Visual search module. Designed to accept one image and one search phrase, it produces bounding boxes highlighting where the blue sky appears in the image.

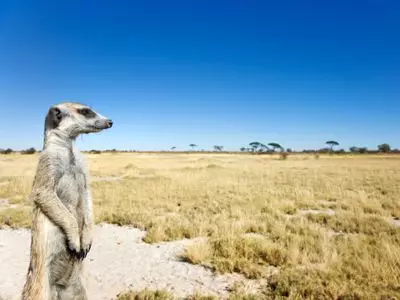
[0,0,399,151]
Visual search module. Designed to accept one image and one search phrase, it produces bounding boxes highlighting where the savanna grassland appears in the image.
[0,153,399,299]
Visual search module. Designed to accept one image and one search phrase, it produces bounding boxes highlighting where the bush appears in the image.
[0,148,13,154]
[280,152,289,160]
[117,289,174,300]
[89,150,102,154]
[378,143,391,153]
[21,147,36,155]
[318,148,330,154]
[358,147,367,154]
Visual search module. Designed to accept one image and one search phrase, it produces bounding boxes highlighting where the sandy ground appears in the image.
[0,224,245,300]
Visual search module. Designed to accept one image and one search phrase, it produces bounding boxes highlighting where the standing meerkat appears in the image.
[22,102,113,300]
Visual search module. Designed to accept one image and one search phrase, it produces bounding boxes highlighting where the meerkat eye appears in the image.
[78,108,96,118]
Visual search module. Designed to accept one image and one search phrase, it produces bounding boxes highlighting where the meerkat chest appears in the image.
[55,150,88,208]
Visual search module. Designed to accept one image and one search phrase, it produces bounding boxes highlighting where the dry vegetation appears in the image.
[116,288,257,300]
[0,153,399,299]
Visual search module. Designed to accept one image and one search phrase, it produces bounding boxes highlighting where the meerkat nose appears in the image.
[106,120,113,128]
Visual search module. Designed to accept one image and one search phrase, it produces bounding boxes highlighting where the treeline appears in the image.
[239,141,397,154]
[0,147,37,155]
[0,143,398,155]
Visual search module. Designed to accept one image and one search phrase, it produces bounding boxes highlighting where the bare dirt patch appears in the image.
[391,217,400,228]
[0,224,256,300]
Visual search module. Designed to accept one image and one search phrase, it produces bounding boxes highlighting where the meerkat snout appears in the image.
[95,118,113,130]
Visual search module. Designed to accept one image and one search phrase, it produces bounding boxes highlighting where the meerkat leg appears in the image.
[80,188,93,257]
[57,284,87,300]
[57,267,87,300]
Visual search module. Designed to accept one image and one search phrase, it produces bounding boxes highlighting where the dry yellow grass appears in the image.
[117,289,174,300]
[1,153,399,299]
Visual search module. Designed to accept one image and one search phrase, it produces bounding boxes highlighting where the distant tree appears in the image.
[358,147,367,154]
[21,147,36,155]
[268,143,283,152]
[318,147,331,154]
[350,146,368,154]
[89,149,101,154]
[0,148,13,154]
[378,143,391,153]
[259,143,269,152]
[249,142,261,152]
[302,149,316,153]
[286,148,293,153]
[171,146,176,151]
[189,144,198,151]
[338,149,346,154]
[240,147,246,152]
[213,145,224,152]
[349,146,358,153]
[326,141,339,153]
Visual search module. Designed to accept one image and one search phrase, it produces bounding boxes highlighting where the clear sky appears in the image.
[0,0,399,151]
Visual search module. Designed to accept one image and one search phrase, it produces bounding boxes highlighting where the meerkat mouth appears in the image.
[82,125,103,133]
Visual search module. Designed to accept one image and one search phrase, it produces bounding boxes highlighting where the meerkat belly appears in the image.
[56,174,81,207]
[56,171,86,223]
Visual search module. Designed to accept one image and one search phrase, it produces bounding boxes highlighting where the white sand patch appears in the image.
[0,224,253,299]
[391,217,400,228]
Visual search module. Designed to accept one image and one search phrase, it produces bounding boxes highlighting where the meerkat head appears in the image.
[45,102,113,138]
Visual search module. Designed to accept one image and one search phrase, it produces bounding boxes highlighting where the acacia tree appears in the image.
[259,143,269,152]
[171,146,176,151]
[240,147,246,152]
[249,142,271,153]
[326,140,339,152]
[268,142,283,152]
[249,142,261,152]
[213,145,224,152]
[189,144,198,151]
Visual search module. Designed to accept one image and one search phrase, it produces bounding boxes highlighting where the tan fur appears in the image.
[22,102,112,300]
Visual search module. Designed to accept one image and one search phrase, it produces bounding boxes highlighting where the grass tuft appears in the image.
[117,289,174,300]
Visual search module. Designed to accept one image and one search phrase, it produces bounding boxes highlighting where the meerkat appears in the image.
[22,102,113,300]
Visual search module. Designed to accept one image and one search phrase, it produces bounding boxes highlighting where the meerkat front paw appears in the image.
[66,232,82,259]
[80,227,93,260]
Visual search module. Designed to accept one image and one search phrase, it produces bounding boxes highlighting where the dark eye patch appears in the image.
[78,108,96,118]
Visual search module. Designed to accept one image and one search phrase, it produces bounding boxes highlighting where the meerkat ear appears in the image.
[45,107,63,131]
